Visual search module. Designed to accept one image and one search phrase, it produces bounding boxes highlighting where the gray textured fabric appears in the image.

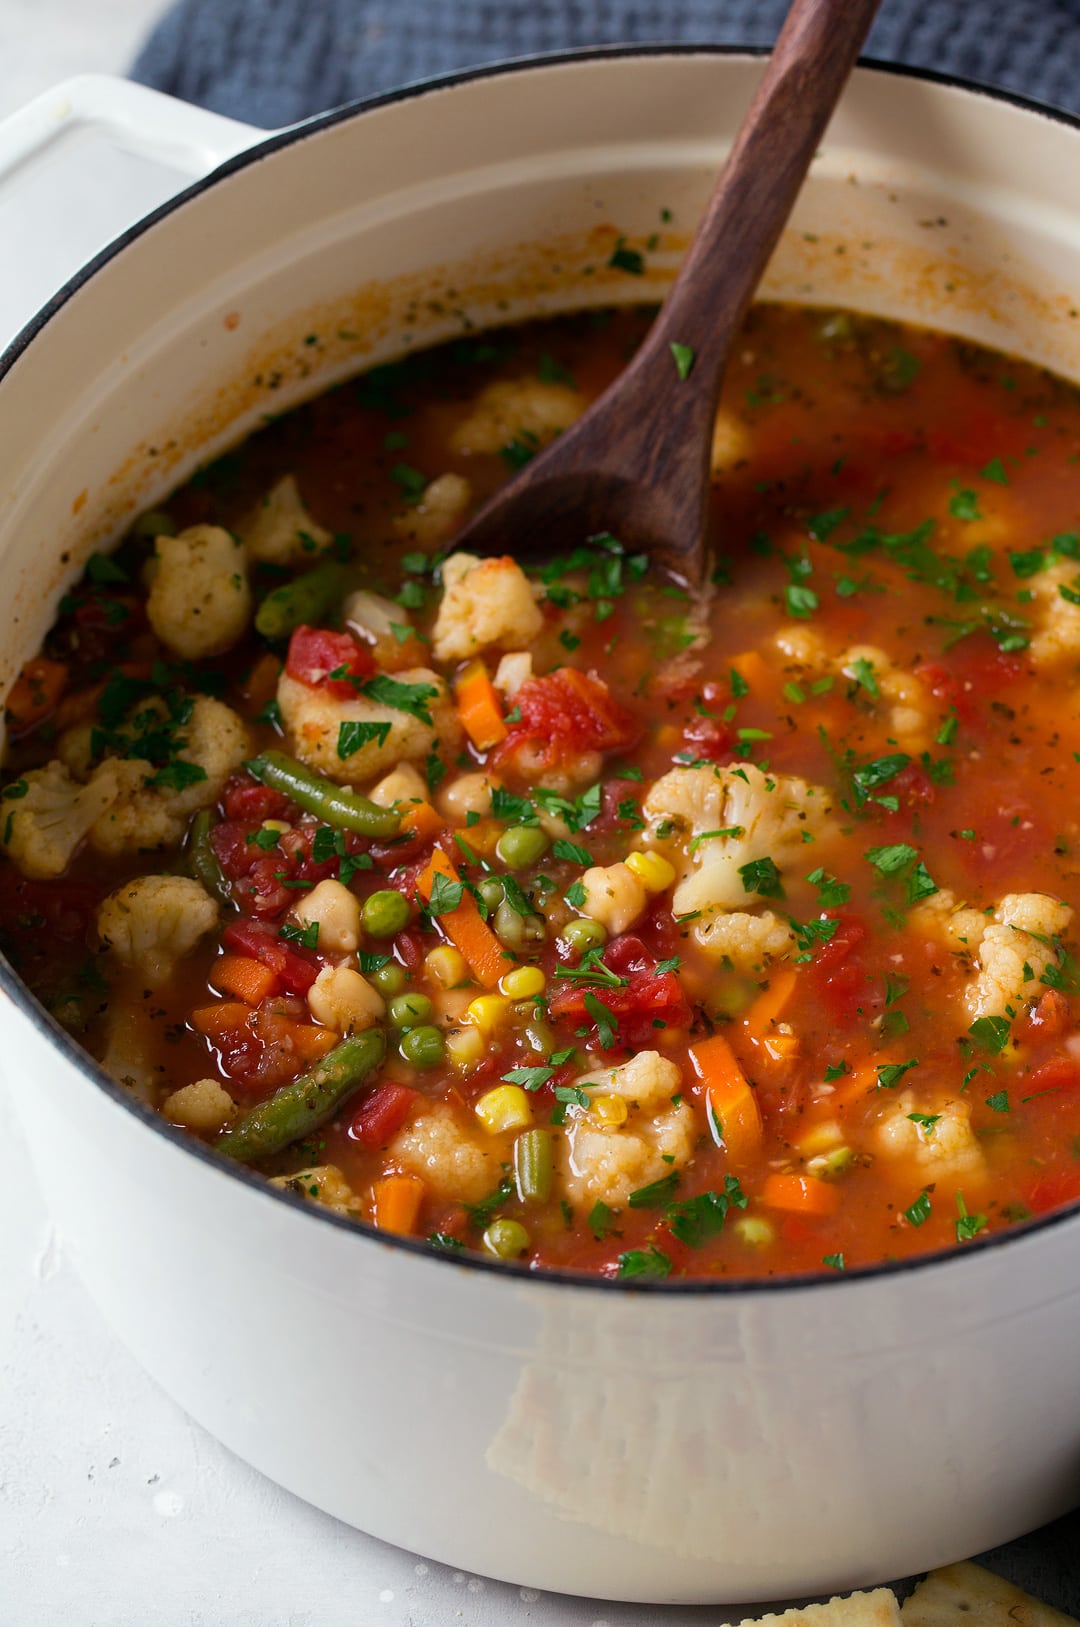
[131,0,1080,129]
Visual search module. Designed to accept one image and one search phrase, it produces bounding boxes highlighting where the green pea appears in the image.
[362,888,410,937]
[559,916,606,954]
[400,1024,446,1068]
[482,1218,530,1259]
[370,961,406,997]
[132,507,175,539]
[493,900,547,951]
[389,992,433,1031]
[495,825,550,870]
[476,877,506,913]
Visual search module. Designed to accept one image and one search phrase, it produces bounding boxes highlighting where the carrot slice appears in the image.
[729,649,770,693]
[455,659,507,752]
[741,966,797,1045]
[372,1174,426,1236]
[212,954,280,1006]
[399,798,445,846]
[761,1172,842,1217]
[5,657,68,736]
[417,849,505,988]
[687,1032,764,1168]
[191,1001,254,1044]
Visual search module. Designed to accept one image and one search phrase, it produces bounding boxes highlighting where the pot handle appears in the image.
[0,74,260,352]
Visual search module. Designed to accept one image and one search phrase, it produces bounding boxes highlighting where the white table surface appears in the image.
[2,8,1079,1624]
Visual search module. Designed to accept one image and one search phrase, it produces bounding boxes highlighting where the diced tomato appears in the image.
[0,876,100,945]
[1015,988,1071,1044]
[1023,1168,1080,1217]
[211,816,348,918]
[222,773,291,823]
[221,917,321,994]
[805,913,871,1025]
[348,1083,419,1149]
[393,927,427,975]
[677,680,736,762]
[1015,1056,1080,1134]
[286,625,375,697]
[200,997,336,1095]
[550,965,691,1050]
[494,668,639,773]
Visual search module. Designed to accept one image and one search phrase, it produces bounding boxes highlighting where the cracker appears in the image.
[901,1562,1079,1626]
[735,1588,903,1626]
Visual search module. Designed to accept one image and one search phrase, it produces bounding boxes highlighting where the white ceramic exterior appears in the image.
[2,56,1080,1605]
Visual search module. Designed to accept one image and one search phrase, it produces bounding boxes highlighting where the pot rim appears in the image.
[4,43,1080,1296]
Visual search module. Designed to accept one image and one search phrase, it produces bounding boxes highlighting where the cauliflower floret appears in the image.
[911,888,1073,1019]
[162,1077,236,1134]
[837,644,931,748]
[431,551,543,663]
[90,696,250,855]
[99,1005,164,1103]
[147,524,252,659]
[493,651,532,699]
[710,408,750,475]
[389,1101,502,1202]
[0,758,123,879]
[968,892,1073,1019]
[875,1090,986,1183]
[449,378,582,456]
[645,763,835,915]
[239,474,332,565]
[695,909,797,971]
[270,1164,360,1216]
[561,1051,694,1210]
[579,861,648,936]
[393,472,472,547]
[98,875,219,986]
[277,667,460,785]
[1028,561,1080,669]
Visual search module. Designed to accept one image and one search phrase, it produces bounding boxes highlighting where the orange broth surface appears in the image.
[5,302,1080,1279]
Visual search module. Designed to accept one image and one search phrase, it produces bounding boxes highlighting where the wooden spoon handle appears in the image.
[644,0,882,388]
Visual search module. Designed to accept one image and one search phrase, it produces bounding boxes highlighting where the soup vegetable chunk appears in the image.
[6,304,1080,1278]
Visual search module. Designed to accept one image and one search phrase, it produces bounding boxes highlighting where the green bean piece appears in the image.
[254,560,348,640]
[362,888,411,938]
[245,750,400,839]
[388,991,432,1030]
[399,1024,445,1068]
[495,825,550,870]
[559,916,606,955]
[370,961,406,998]
[514,1128,553,1205]
[216,1029,386,1164]
[187,810,232,906]
[482,1218,530,1259]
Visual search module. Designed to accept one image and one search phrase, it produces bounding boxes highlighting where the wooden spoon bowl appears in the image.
[452,0,881,587]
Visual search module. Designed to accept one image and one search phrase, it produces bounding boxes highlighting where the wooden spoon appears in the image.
[451,0,881,587]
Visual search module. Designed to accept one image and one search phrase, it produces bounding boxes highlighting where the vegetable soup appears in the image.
[5,302,1080,1279]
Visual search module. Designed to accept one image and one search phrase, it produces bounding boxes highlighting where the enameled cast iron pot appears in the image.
[2,53,1080,1607]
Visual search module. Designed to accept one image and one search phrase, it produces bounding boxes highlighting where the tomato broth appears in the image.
[4,302,1080,1279]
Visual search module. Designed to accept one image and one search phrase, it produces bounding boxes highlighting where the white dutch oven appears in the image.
[2,54,1080,1607]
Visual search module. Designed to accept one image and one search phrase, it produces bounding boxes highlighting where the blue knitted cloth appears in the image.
[131,0,1080,129]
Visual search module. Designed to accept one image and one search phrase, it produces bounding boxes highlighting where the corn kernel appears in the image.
[464,994,511,1037]
[625,850,676,893]
[261,819,291,834]
[445,1027,485,1069]
[500,966,546,999]
[589,1094,628,1128]
[425,945,468,988]
[475,1084,532,1134]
